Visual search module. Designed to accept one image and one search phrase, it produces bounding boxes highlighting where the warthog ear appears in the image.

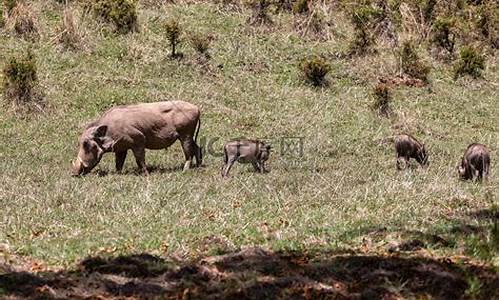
[91,125,108,138]
[91,125,114,151]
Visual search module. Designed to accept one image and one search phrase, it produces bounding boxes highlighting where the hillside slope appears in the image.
[0,1,498,297]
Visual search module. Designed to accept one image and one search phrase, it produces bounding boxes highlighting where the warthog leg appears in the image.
[181,137,201,172]
[222,156,238,178]
[115,151,127,173]
[396,156,404,170]
[132,146,148,175]
[252,161,266,173]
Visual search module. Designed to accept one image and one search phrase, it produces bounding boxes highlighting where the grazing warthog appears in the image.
[221,139,271,177]
[395,134,428,170]
[458,143,490,181]
[71,101,202,176]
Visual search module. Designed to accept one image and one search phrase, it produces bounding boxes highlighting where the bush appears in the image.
[248,0,272,26]
[477,1,499,48]
[454,46,485,79]
[189,32,211,57]
[5,2,38,40]
[349,5,383,55]
[2,50,38,106]
[372,82,391,116]
[292,0,309,14]
[87,0,138,34]
[299,55,331,86]
[165,19,181,58]
[294,7,328,40]
[399,41,430,82]
[420,0,437,24]
[309,11,326,35]
[274,0,293,12]
[431,17,455,54]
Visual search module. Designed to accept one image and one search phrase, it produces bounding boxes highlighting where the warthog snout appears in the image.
[71,157,89,177]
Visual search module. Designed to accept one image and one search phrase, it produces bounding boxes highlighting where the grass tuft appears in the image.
[5,1,38,40]
[58,7,81,51]
[476,0,499,49]
[165,18,182,58]
[292,0,309,15]
[86,0,138,34]
[372,82,391,117]
[189,32,212,58]
[299,54,331,87]
[248,0,273,26]
[454,46,485,79]
[431,17,455,55]
[399,41,430,83]
[349,5,383,56]
[2,49,41,110]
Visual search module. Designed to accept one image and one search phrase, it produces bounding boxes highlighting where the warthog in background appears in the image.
[71,101,202,176]
[221,139,271,177]
[458,143,490,181]
[395,134,428,170]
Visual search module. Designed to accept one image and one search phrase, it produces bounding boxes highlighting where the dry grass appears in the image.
[4,2,39,40]
[57,7,82,51]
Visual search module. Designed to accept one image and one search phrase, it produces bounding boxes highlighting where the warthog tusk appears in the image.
[76,156,88,168]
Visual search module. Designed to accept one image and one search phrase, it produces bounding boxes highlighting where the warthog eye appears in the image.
[83,140,91,151]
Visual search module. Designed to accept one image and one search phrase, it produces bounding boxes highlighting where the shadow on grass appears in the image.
[340,206,499,249]
[0,247,497,299]
[93,164,201,177]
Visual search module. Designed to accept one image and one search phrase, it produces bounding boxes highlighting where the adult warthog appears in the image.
[71,101,202,176]
[458,143,490,181]
[394,134,428,170]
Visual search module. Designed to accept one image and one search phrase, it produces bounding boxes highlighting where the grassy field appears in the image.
[0,0,498,298]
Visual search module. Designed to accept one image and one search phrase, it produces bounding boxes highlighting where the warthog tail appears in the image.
[194,117,201,144]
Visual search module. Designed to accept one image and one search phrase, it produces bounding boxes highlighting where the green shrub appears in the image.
[349,5,383,55]
[189,32,211,57]
[2,50,37,106]
[454,46,485,79]
[431,17,455,54]
[477,0,499,48]
[299,55,331,86]
[372,82,391,116]
[351,5,384,28]
[165,19,181,58]
[399,41,430,82]
[87,0,138,34]
[292,0,309,14]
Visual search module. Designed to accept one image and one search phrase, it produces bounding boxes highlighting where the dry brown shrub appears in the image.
[58,7,82,50]
[247,0,273,26]
[5,2,39,40]
[294,8,332,41]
